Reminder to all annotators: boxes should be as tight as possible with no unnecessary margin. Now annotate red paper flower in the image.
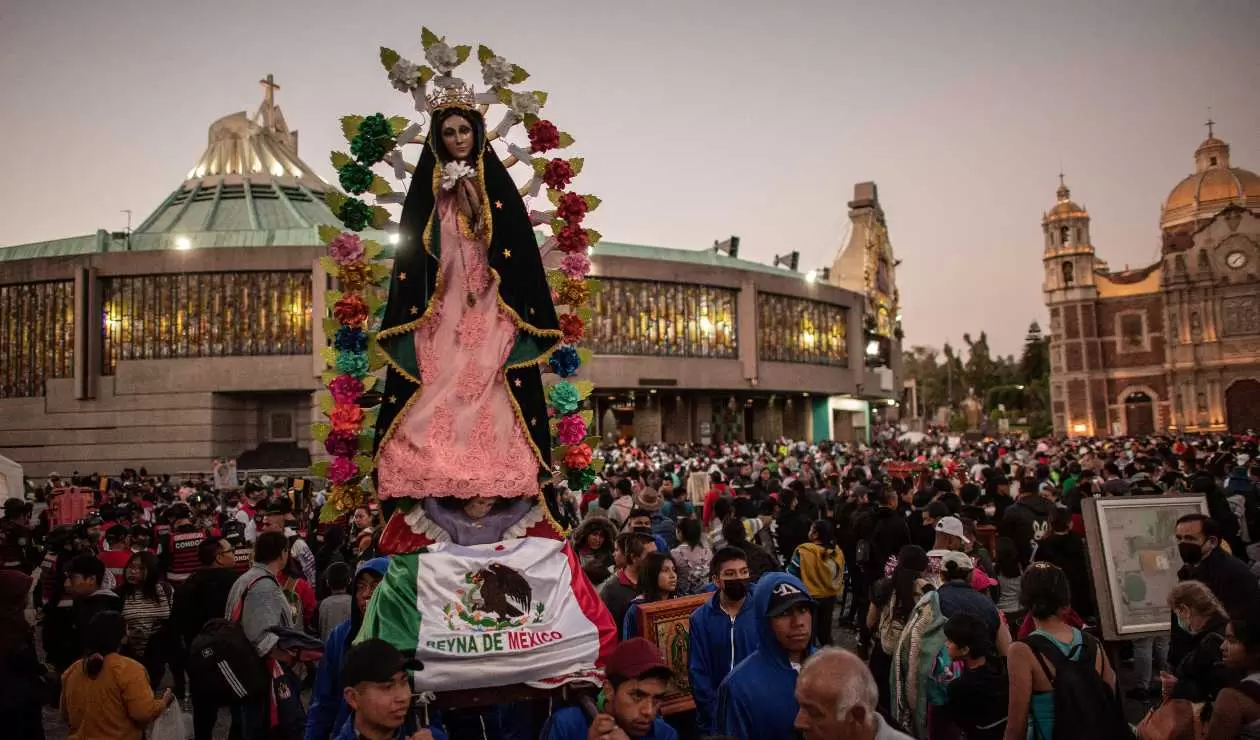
[556,222,588,254]
[329,403,365,434]
[543,158,574,191]
[559,313,585,345]
[563,443,593,470]
[333,294,370,328]
[528,120,560,153]
[556,192,588,224]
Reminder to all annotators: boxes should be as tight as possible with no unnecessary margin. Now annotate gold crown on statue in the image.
[427,82,477,112]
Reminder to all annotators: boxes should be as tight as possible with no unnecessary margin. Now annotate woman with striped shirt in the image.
[119,551,179,695]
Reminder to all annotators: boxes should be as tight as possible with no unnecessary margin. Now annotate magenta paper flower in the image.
[328,232,365,265]
[328,375,364,405]
[559,252,591,280]
[328,456,358,484]
[555,413,588,445]
[324,431,358,458]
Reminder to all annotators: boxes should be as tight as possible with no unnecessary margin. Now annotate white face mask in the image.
[984,505,996,518]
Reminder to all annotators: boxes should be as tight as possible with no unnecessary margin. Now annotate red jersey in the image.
[98,549,132,586]
[167,529,209,583]
[232,544,252,574]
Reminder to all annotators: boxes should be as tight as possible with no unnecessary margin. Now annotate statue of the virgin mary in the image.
[372,85,564,551]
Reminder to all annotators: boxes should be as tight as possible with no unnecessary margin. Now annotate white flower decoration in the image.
[481,55,514,87]
[425,41,460,74]
[440,161,475,191]
[388,59,423,93]
[509,91,541,118]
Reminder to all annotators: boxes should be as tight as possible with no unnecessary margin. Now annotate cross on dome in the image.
[257,74,282,131]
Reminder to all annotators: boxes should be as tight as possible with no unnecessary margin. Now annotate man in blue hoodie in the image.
[306,556,389,740]
[334,638,447,740]
[688,547,758,735]
[716,571,816,739]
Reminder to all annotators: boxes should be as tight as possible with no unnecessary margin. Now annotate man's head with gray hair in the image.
[794,647,882,740]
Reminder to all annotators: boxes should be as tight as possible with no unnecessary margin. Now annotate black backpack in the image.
[186,574,274,703]
[1025,632,1133,740]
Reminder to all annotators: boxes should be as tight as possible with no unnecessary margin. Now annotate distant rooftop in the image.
[591,241,810,280]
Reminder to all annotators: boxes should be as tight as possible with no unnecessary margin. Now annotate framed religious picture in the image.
[1082,495,1207,641]
[635,592,710,715]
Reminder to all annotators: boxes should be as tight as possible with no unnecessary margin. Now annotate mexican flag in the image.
[357,537,617,691]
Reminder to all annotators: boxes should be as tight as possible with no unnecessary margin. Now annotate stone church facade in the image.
[1043,129,1260,437]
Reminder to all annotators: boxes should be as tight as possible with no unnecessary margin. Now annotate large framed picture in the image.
[1082,495,1207,641]
[635,592,710,715]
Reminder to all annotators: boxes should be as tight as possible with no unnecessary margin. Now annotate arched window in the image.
[1061,260,1074,287]
[1060,226,1070,245]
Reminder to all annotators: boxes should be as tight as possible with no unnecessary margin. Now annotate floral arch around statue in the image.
[311,28,615,693]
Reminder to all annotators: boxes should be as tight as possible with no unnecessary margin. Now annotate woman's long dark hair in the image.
[636,552,677,602]
[812,520,837,559]
[678,517,703,548]
[119,551,162,601]
[892,545,928,622]
[1020,561,1072,619]
[83,611,126,678]
[995,537,1022,579]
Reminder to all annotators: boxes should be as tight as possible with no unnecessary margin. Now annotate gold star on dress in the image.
[494,201,503,209]
[513,378,522,388]
[398,272,407,281]
[530,417,537,427]
[389,395,397,404]
[503,249,512,258]
[409,306,419,315]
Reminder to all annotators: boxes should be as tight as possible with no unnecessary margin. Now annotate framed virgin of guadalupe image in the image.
[1082,495,1207,641]
[635,592,710,715]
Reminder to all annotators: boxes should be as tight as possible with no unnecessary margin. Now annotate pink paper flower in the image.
[328,375,364,405]
[328,456,358,484]
[559,253,591,279]
[329,232,365,265]
[556,414,587,445]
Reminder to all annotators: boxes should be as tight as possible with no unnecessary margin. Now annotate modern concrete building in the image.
[1043,125,1260,436]
[0,80,902,477]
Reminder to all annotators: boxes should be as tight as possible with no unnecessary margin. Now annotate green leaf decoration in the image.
[531,158,548,176]
[510,65,529,84]
[326,289,344,304]
[357,434,375,453]
[549,219,564,236]
[577,307,593,324]
[580,410,594,426]
[318,501,342,523]
[313,422,331,443]
[320,370,338,385]
[551,445,569,462]
[535,91,549,107]
[353,454,374,472]
[387,116,410,136]
[318,225,342,244]
[322,317,340,337]
[577,348,594,366]
[340,115,365,142]
[546,270,567,291]
[557,132,575,149]
[570,158,585,175]
[477,45,495,64]
[318,393,334,415]
[496,88,514,106]
[312,461,330,479]
[370,263,391,282]
[367,348,386,372]
[364,241,384,260]
[325,191,347,214]
[368,176,393,197]
[380,47,400,71]
[583,195,601,211]
[584,228,602,246]
[363,407,380,429]
[523,113,540,129]
[369,206,391,229]
[331,151,353,170]
[320,346,337,366]
[364,293,385,315]
[418,66,435,83]
[574,380,595,401]
[319,256,339,275]
[546,189,562,206]
[421,27,440,49]
[361,375,378,392]
[591,459,606,473]
[454,45,472,65]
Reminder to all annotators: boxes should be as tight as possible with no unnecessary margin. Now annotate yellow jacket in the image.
[788,543,846,598]
[61,653,166,740]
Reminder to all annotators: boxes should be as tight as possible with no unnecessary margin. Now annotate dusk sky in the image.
[2,0,1258,356]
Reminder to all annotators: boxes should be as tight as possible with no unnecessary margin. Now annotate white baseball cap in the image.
[935,516,969,543]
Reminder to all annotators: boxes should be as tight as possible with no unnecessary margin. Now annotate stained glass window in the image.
[588,278,737,358]
[757,293,848,366]
[101,272,312,374]
[0,281,75,398]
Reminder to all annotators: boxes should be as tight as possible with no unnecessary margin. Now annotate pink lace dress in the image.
[377,193,539,500]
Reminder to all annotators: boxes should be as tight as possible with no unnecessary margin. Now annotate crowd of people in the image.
[2,430,1260,738]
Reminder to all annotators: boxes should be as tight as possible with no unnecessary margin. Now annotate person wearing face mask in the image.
[1170,514,1260,669]
[687,548,758,736]
[1161,580,1230,704]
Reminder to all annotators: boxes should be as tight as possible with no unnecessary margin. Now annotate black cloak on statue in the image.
[373,106,562,503]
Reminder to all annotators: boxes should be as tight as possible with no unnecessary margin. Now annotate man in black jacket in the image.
[1032,507,1095,621]
[1000,484,1056,567]
[64,554,122,658]
[852,484,910,647]
[1170,514,1260,667]
[173,536,241,740]
[774,488,812,564]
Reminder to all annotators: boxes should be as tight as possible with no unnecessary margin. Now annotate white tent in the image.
[0,454,23,501]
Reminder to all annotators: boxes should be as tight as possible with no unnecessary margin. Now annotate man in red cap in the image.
[541,637,678,739]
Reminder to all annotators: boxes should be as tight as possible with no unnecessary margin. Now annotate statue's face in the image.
[441,114,475,161]
[463,496,495,520]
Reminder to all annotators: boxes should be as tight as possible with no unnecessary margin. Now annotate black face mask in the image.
[721,578,749,601]
[1178,542,1205,565]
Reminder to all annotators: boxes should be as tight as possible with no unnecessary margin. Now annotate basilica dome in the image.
[1162,133,1260,231]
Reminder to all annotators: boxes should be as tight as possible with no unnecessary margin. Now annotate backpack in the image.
[890,589,950,739]
[186,573,274,703]
[1025,631,1132,740]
